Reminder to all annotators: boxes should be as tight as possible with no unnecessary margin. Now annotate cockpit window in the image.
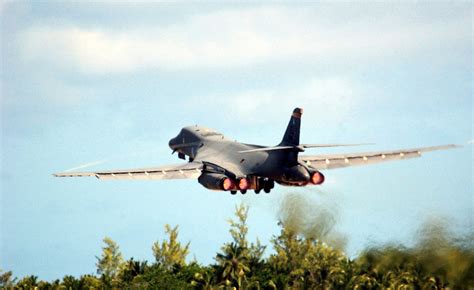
[199,129,223,137]
[200,131,223,137]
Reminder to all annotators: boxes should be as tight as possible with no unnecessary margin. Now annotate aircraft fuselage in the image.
[168,125,318,193]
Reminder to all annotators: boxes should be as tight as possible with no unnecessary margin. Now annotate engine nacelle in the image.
[310,171,325,185]
[198,172,235,191]
[275,180,308,186]
[281,164,311,183]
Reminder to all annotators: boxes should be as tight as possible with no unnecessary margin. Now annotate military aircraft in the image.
[54,108,460,194]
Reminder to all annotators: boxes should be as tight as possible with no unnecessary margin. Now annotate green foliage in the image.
[4,203,474,289]
[191,265,214,289]
[268,226,351,289]
[15,275,38,288]
[228,204,250,249]
[61,274,80,289]
[214,204,268,289]
[152,224,190,270]
[117,257,148,284]
[216,242,250,288]
[124,263,193,289]
[78,274,101,288]
[115,259,205,289]
[0,269,16,288]
[95,236,124,279]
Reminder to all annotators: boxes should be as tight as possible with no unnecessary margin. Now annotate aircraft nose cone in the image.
[169,137,178,149]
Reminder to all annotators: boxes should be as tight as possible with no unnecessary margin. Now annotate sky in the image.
[1,1,472,280]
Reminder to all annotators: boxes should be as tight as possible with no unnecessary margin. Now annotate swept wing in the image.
[299,144,460,170]
[239,143,373,153]
[53,162,203,180]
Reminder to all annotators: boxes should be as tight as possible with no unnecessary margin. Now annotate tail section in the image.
[280,108,303,146]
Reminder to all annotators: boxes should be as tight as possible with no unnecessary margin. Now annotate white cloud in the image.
[17,5,469,74]
[192,77,359,125]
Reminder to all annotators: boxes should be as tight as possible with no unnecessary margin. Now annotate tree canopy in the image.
[4,203,473,289]
[152,224,190,270]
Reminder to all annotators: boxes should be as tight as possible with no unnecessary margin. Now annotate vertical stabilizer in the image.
[280,108,303,146]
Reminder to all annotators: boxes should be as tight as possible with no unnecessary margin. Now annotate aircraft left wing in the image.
[299,144,460,170]
[53,162,203,180]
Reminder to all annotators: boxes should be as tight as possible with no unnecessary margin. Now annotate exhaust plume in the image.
[277,191,344,246]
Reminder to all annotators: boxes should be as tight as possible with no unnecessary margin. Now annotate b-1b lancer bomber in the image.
[55,108,459,194]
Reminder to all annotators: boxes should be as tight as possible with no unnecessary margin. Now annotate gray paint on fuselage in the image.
[169,125,288,180]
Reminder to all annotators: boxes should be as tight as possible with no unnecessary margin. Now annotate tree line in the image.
[2,204,473,289]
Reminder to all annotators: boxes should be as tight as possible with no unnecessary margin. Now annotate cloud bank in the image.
[18,5,469,74]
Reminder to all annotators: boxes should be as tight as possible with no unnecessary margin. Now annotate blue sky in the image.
[1,2,472,280]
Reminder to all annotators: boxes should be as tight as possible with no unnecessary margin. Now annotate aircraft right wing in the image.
[53,162,203,180]
[239,143,373,153]
[299,144,460,170]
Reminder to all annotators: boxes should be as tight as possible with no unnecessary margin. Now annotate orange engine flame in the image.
[222,178,234,191]
[238,178,250,190]
[310,171,325,185]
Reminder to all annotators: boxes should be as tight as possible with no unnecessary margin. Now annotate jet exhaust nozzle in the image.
[310,171,325,185]
[238,178,250,190]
